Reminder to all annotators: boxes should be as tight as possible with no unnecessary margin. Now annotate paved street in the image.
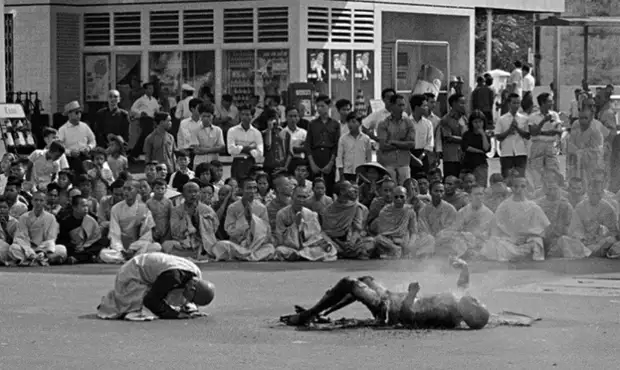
[1,258,619,369]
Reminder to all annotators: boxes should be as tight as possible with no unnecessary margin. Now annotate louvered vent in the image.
[56,13,81,110]
[307,7,329,42]
[381,44,393,90]
[223,8,254,43]
[183,9,214,44]
[257,7,288,43]
[114,12,141,46]
[353,9,374,43]
[84,13,111,47]
[150,10,180,45]
[330,8,352,43]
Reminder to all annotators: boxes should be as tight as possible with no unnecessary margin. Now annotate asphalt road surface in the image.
[1,257,619,370]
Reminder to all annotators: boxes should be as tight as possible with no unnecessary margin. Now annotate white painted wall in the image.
[6,5,53,112]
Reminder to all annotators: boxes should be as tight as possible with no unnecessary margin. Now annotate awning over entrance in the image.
[535,16,620,27]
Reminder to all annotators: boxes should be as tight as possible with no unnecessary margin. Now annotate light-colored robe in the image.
[373,204,418,259]
[321,200,376,259]
[0,216,19,265]
[480,198,550,261]
[415,200,457,257]
[552,199,620,259]
[6,210,66,265]
[435,204,494,257]
[266,196,290,236]
[210,199,275,261]
[162,202,219,259]
[9,201,28,219]
[273,206,338,262]
[482,188,511,212]
[535,196,573,253]
[146,197,173,243]
[99,200,162,264]
[444,191,469,211]
[566,121,604,192]
[97,252,202,320]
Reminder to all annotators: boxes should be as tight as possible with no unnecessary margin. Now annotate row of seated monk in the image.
[0,164,619,266]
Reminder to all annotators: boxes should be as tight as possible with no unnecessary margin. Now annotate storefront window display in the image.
[148,51,182,112]
[223,50,255,106]
[183,51,215,102]
[115,54,142,111]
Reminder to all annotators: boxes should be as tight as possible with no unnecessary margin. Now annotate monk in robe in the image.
[480,177,550,261]
[483,173,511,212]
[435,185,494,258]
[535,174,573,256]
[266,174,292,237]
[443,176,469,211]
[146,179,173,243]
[372,187,418,259]
[5,177,28,219]
[305,177,333,217]
[97,179,126,239]
[210,178,276,261]
[584,170,620,215]
[99,180,162,264]
[566,108,604,193]
[552,174,620,259]
[56,195,105,264]
[162,182,219,259]
[274,186,338,261]
[567,177,585,208]
[321,181,376,259]
[367,178,395,227]
[4,192,66,266]
[97,252,215,321]
[213,184,235,240]
[0,195,20,265]
[417,181,458,256]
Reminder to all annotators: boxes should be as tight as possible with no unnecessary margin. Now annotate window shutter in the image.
[57,13,81,111]
[307,7,329,42]
[114,12,141,46]
[353,9,374,43]
[257,7,288,43]
[223,8,254,43]
[183,9,214,44]
[149,10,180,45]
[4,13,14,93]
[330,8,352,43]
[83,13,111,47]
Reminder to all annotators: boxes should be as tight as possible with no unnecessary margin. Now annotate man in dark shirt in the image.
[56,195,106,264]
[94,89,131,146]
[97,252,216,320]
[471,77,495,129]
[305,95,340,195]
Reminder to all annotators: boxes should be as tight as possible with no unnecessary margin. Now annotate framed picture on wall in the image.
[84,54,111,102]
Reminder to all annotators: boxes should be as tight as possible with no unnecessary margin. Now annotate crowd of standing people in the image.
[0,63,619,267]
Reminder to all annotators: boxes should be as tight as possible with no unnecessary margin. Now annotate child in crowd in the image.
[9,158,33,206]
[224,177,240,199]
[210,160,225,189]
[0,153,17,195]
[5,177,28,218]
[138,179,152,203]
[255,171,274,204]
[106,134,128,179]
[293,162,313,196]
[144,112,176,173]
[28,140,66,191]
[305,177,333,215]
[201,183,215,206]
[144,161,158,187]
[56,169,74,210]
[87,147,115,201]
[46,182,63,215]
[418,177,431,203]
[75,174,98,216]
[155,163,169,182]
[169,150,195,191]
[146,179,172,244]
[42,127,69,169]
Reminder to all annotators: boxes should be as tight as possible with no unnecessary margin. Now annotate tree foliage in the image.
[474,13,534,76]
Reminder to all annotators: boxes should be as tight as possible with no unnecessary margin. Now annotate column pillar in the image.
[0,0,6,102]
[583,26,589,84]
[486,8,492,71]
[553,25,561,109]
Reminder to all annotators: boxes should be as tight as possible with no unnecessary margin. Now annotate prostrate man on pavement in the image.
[273,186,338,262]
[97,252,215,321]
[98,180,162,264]
[163,182,219,259]
[281,257,489,330]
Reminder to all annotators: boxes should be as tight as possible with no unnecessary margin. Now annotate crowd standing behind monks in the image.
[3,81,620,266]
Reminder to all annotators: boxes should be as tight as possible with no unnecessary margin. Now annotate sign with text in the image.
[0,104,26,119]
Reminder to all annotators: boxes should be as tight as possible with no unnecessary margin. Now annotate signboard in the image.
[0,104,26,119]
[330,50,352,104]
[307,49,329,96]
[354,50,374,111]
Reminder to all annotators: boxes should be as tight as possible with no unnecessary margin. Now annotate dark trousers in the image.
[499,155,527,179]
[310,147,336,196]
[443,161,461,179]
[410,149,430,180]
[231,157,256,182]
[482,111,494,130]
[130,116,154,158]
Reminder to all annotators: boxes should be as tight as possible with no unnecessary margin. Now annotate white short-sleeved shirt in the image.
[510,69,523,97]
[58,121,97,152]
[29,149,60,187]
[495,112,530,157]
[522,74,535,92]
[280,126,307,158]
[528,111,561,143]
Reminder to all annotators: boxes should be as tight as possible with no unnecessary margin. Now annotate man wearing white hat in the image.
[175,84,196,120]
[58,101,97,174]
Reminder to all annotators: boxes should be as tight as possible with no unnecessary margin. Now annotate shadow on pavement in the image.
[0,258,619,277]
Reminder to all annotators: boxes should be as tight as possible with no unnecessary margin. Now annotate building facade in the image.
[2,0,564,115]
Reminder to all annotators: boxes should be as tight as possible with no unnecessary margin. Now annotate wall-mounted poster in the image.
[330,50,352,103]
[354,50,374,110]
[149,51,182,112]
[84,54,111,102]
[256,49,289,104]
[307,49,329,96]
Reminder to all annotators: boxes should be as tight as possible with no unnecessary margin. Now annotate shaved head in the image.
[393,186,407,207]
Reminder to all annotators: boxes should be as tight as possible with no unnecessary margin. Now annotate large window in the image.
[183,51,215,101]
[115,54,141,110]
[148,51,182,112]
